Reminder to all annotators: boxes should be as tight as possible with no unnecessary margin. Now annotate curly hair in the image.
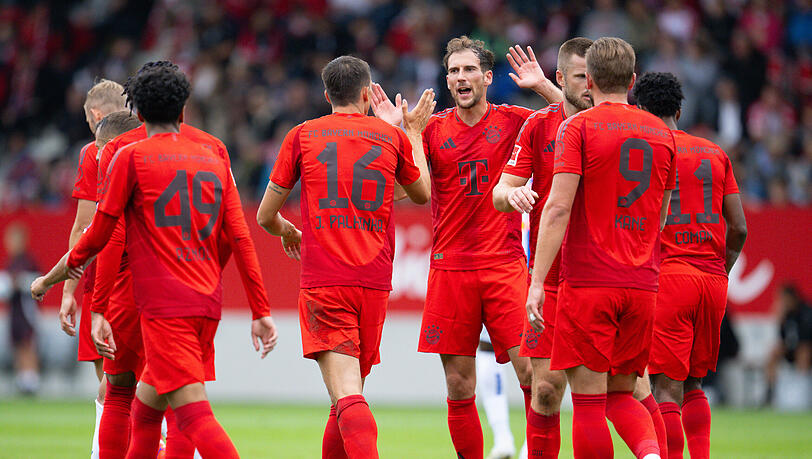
[128,62,190,124]
[632,72,684,118]
[443,36,495,72]
[123,61,179,110]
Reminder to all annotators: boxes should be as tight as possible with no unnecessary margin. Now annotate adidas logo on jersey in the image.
[543,140,555,153]
[439,138,457,149]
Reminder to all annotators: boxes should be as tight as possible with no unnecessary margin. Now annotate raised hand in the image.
[507,45,547,91]
[402,88,437,136]
[252,316,279,359]
[369,83,403,126]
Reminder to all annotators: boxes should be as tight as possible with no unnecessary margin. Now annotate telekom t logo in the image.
[458,159,489,196]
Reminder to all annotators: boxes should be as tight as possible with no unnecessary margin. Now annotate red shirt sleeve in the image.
[553,115,584,176]
[506,104,535,120]
[222,167,272,319]
[395,128,420,186]
[503,116,536,178]
[664,132,677,190]
[422,125,432,161]
[68,212,118,269]
[72,142,98,201]
[723,154,740,195]
[90,218,126,314]
[269,124,304,189]
[97,146,136,219]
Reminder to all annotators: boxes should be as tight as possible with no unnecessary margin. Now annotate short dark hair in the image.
[632,72,684,118]
[321,56,371,107]
[96,110,141,144]
[443,36,495,72]
[557,37,593,73]
[123,61,180,111]
[586,37,636,94]
[128,62,191,123]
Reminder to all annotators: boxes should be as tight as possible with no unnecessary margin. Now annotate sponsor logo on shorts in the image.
[423,324,442,345]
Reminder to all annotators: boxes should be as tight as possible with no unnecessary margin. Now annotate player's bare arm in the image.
[399,88,436,204]
[507,45,563,104]
[659,189,673,231]
[526,172,580,331]
[58,198,96,336]
[31,251,83,301]
[722,193,747,273]
[257,181,302,260]
[492,172,536,213]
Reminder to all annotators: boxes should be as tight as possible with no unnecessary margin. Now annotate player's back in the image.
[99,131,234,319]
[272,113,418,290]
[423,103,531,270]
[661,130,738,276]
[555,102,676,290]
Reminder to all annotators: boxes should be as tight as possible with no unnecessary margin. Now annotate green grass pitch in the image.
[1,399,811,458]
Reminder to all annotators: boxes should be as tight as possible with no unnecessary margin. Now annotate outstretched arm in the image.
[507,45,563,104]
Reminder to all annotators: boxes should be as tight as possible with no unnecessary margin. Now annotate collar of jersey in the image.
[453,102,494,126]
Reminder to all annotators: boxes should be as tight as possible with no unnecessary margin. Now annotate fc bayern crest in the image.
[483,125,501,144]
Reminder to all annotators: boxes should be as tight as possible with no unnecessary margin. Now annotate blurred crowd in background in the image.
[0,0,811,206]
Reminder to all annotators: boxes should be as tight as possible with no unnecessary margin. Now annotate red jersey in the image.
[502,103,566,289]
[72,130,270,320]
[270,113,420,290]
[72,142,98,201]
[554,102,676,291]
[423,103,533,270]
[661,130,739,276]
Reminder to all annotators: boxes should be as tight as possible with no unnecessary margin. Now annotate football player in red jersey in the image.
[257,56,433,458]
[634,72,747,459]
[32,62,277,459]
[526,37,677,459]
[492,37,593,459]
[370,36,562,458]
[60,78,127,459]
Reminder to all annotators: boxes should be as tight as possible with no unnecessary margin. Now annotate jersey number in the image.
[317,142,385,212]
[154,170,223,241]
[666,159,720,225]
[617,138,653,207]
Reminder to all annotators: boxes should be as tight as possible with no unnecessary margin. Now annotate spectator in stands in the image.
[766,284,812,402]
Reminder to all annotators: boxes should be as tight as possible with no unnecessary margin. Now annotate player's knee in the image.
[445,372,476,399]
[684,377,702,393]
[106,372,137,388]
[534,378,565,411]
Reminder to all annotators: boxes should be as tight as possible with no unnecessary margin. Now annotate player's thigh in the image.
[531,357,567,397]
[480,259,528,364]
[551,283,620,373]
[440,353,477,398]
[688,274,728,378]
[316,351,363,403]
[419,269,482,357]
[610,288,657,377]
[649,273,702,380]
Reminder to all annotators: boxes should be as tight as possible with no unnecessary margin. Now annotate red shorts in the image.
[77,264,101,362]
[299,286,388,378]
[551,281,656,377]
[519,286,558,359]
[418,259,527,364]
[103,300,144,379]
[649,261,728,380]
[140,316,218,395]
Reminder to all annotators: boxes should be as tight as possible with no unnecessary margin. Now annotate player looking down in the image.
[31,61,277,459]
[257,55,434,458]
[526,37,676,459]
[634,72,747,459]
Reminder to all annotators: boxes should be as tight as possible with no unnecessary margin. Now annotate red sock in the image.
[605,391,659,458]
[640,394,668,458]
[659,402,684,459]
[174,400,238,459]
[521,385,532,416]
[526,408,560,458]
[447,396,483,459]
[125,398,164,459]
[164,407,196,459]
[336,395,378,459]
[681,390,710,459]
[323,405,348,459]
[571,393,613,459]
[100,382,136,459]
